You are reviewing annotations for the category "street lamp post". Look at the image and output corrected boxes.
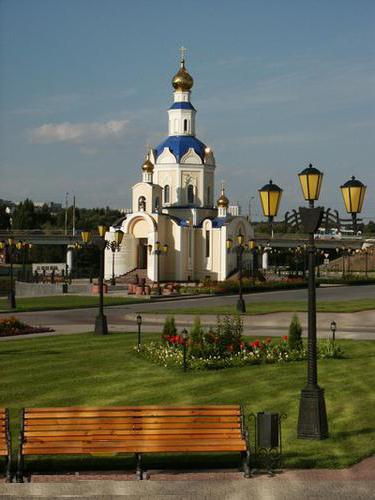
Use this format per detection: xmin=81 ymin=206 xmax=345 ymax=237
xmin=297 ymin=163 xmax=328 ymax=440
xmin=0 ymin=237 xmax=23 ymax=309
xmin=330 ymin=320 xmax=337 ymax=344
xmin=226 ymin=234 xmax=247 ymax=313
xmin=153 ymin=242 xmax=168 ymax=296
xmin=81 ymin=226 xmax=124 ymax=335
xmin=109 ymin=237 xmax=122 ymax=286
xmin=136 ymin=314 xmax=142 ymax=351
xmin=182 ymin=328 xmax=188 ymax=372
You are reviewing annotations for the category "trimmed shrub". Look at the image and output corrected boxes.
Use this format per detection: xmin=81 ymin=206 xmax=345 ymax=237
xmin=188 ymin=316 xmax=204 ymax=357
xmin=288 ymin=314 xmax=303 ymax=351
xmin=161 ymin=316 xmax=177 ymax=340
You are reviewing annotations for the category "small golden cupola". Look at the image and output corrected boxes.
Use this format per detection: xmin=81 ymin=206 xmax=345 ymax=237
xmin=217 ymin=187 xmax=229 ymax=208
xmin=141 ymin=154 xmax=154 ymax=183
xmin=172 ymin=47 xmax=194 ymax=92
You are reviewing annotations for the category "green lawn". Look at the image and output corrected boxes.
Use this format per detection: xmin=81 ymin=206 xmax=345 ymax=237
xmin=1 ymin=332 xmax=374 ymax=473
xmin=0 ymin=295 xmax=146 ymax=313
xmin=147 ymin=299 xmax=375 ymax=315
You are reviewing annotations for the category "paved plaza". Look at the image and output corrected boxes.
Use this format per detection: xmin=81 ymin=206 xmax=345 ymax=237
xmin=2 ymin=285 xmax=375 ymax=340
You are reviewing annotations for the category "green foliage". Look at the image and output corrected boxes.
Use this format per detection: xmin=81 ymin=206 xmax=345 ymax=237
xmin=216 ymin=314 xmax=243 ymax=353
xmin=0 ymin=204 xmax=11 ymax=230
xmin=188 ymin=316 xmax=204 ymax=357
xmin=288 ymin=314 xmax=303 ymax=350
xmin=161 ymin=316 xmax=177 ymax=340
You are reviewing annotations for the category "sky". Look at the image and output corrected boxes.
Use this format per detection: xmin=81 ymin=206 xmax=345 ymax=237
xmin=0 ymin=0 xmax=374 ymax=221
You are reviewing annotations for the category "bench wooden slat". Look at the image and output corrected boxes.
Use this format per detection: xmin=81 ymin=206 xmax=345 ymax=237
xmin=26 ymin=405 xmax=240 ymax=412
xmin=24 ymin=444 xmax=246 ymax=454
xmin=24 ymin=423 xmax=240 ymax=432
xmin=25 ymin=417 xmax=240 ymax=427
xmin=26 ymin=410 xmax=240 ymax=419
xmin=26 ymin=428 xmax=241 ymax=437
xmin=26 ymin=432 xmax=242 ymax=442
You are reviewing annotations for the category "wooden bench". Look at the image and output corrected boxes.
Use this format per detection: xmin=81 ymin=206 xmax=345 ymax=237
xmin=0 ymin=409 xmax=12 ymax=482
xmin=17 ymin=405 xmax=250 ymax=481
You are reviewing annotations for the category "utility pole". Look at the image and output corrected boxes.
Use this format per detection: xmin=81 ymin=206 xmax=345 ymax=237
xmin=64 ymin=192 xmax=69 ymax=236
xmin=72 ymin=195 xmax=76 ymax=236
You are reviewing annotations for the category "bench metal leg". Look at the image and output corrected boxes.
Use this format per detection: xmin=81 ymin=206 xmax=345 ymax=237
xmin=6 ymin=454 xmax=12 ymax=483
xmin=241 ymin=451 xmax=251 ymax=478
xmin=135 ymin=453 xmax=143 ymax=480
xmin=16 ymin=449 xmax=24 ymax=483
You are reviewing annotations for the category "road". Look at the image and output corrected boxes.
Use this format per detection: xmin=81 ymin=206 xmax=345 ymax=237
xmin=2 ymin=285 xmax=375 ymax=341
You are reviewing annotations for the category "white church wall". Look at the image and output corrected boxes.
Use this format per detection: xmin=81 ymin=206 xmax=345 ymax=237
xmin=104 ymin=233 xmax=137 ymax=280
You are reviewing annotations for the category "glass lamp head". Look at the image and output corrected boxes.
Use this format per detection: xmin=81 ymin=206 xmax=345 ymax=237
xmin=258 ymin=180 xmax=283 ymax=218
xmin=298 ymin=164 xmax=323 ymax=202
xmin=81 ymin=230 xmax=91 ymax=244
xmin=97 ymin=225 xmax=108 ymax=238
xmin=340 ymin=176 xmax=366 ymax=214
xmin=114 ymin=229 xmax=124 ymax=245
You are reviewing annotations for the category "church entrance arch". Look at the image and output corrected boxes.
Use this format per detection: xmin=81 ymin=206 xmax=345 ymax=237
xmin=125 ymin=215 xmax=157 ymax=278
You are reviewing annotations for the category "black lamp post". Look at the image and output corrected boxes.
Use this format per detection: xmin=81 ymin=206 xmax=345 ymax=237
xmin=109 ymin=232 xmax=124 ymax=286
xmin=249 ymin=240 xmax=256 ymax=279
xmin=330 ymin=320 xmax=337 ymax=344
xmin=296 ymin=163 xmax=328 ymax=440
xmin=0 ymin=237 xmax=23 ymax=309
xmin=182 ymin=328 xmax=188 ymax=372
xmin=153 ymin=241 xmax=168 ymax=296
xmin=81 ymin=226 xmax=124 ymax=335
xmin=340 ymin=176 xmax=366 ymax=234
xmin=226 ymin=233 xmax=247 ymax=313
xmin=136 ymin=314 xmax=142 ymax=351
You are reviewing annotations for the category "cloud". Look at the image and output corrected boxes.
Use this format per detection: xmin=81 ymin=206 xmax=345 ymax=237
xmin=28 ymin=120 xmax=130 ymax=144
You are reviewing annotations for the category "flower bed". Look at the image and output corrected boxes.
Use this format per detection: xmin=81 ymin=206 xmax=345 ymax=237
xmin=0 ymin=317 xmax=54 ymax=337
xmin=137 ymin=315 xmax=344 ymax=370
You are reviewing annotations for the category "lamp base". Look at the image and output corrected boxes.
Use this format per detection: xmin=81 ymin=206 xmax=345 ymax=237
xmin=8 ymin=290 xmax=16 ymax=309
xmin=94 ymin=314 xmax=108 ymax=335
xmin=110 ymin=277 xmax=116 ymax=286
xmin=297 ymin=386 xmax=328 ymax=439
xmin=236 ymin=298 xmax=246 ymax=313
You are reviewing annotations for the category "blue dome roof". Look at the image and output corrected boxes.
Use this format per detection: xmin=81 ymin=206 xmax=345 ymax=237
xmin=155 ymin=135 xmax=206 ymax=161
xmin=169 ymin=102 xmax=196 ymax=111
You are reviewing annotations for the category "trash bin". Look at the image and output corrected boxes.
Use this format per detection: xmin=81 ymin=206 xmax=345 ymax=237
xmin=62 ymin=283 xmax=68 ymax=294
xmin=257 ymin=412 xmax=279 ymax=449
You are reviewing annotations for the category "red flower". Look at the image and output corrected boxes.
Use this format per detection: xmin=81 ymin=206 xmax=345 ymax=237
xmin=265 ymin=337 xmax=272 ymax=344
xmin=282 ymin=335 xmax=288 ymax=341
xmin=251 ymin=339 xmax=261 ymax=348
xmin=240 ymin=343 xmax=245 ymax=350
xmin=226 ymin=344 xmax=234 ymax=352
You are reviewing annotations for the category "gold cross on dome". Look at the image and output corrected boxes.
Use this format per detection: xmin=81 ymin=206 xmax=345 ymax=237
xmin=220 ymin=180 xmax=226 ymax=192
xmin=179 ymin=46 xmax=187 ymax=63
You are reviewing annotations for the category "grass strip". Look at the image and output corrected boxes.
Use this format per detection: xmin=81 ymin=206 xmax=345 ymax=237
xmin=0 ymin=295 xmax=146 ymax=313
xmin=1 ymin=332 xmax=374 ymax=470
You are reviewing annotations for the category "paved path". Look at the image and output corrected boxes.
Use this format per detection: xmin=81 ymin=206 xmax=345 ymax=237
xmin=0 ymin=456 xmax=374 ymax=498
xmin=1 ymin=285 xmax=374 ymax=341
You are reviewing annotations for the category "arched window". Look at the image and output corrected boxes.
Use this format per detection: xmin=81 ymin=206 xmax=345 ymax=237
xmin=164 ymin=185 xmax=170 ymax=204
xmin=187 ymin=184 xmax=194 ymax=204
xmin=138 ymin=196 xmax=146 ymax=211
xmin=183 ymin=119 xmax=188 ymax=132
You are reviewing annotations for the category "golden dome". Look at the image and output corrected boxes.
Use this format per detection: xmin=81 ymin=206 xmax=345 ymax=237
xmin=142 ymin=156 xmax=154 ymax=173
xmin=172 ymin=60 xmax=194 ymax=92
xmin=217 ymin=188 xmax=229 ymax=208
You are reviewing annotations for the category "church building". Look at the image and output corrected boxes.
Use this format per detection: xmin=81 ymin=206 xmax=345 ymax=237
xmin=105 ymin=51 xmax=253 ymax=282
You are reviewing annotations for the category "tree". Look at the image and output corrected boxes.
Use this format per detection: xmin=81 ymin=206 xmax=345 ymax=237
xmin=12 ymin=199 xmax=37 ymax=229
xmin=0 ymin=204 xmax=11 ymax=230
xmin=288 ymin=314 xmax=303 ymax=351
